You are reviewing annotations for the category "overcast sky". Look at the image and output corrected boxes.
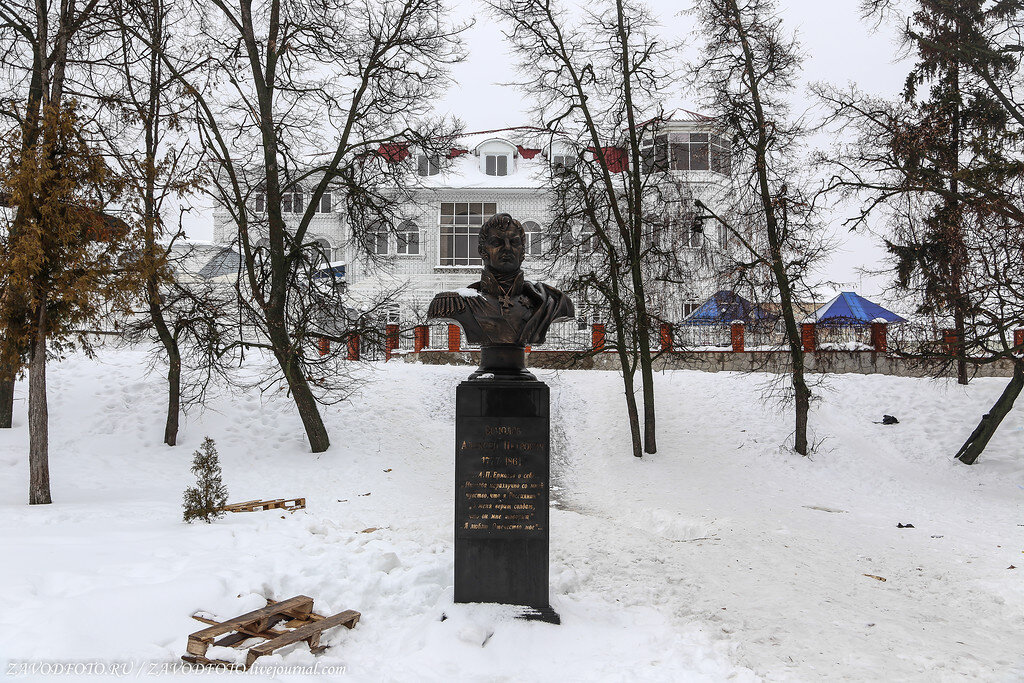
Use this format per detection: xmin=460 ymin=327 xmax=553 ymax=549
xmin=187 ymin=0 xmax=914 ymax=302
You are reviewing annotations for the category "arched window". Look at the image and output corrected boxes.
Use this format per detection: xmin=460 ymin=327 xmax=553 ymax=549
xmin=312 ymin=238 xmax=332 ymax=263
xmin=522 ymin=221 xmax=542 ymax=256
xmin=397 ymin=220 xmax=420 ymax=255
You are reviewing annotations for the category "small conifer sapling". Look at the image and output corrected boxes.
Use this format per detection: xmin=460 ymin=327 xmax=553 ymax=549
xmin=182 ymin=437 xmax=228 ymax=523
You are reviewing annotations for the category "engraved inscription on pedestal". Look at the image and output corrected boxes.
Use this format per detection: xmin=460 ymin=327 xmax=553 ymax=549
xmin=456 ymin=418 xmax=548 ymax=538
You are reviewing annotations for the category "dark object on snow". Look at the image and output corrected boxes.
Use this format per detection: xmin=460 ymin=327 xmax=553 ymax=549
xmin=183 ymin=437 xmax=228 ymax=523
xmin=882 ymin=415 xmax=899 ymax=425
xmin=454 ymin=379 xmax=555 ymax=619
xmin=897 ymin=522 xmax=915 ymax=528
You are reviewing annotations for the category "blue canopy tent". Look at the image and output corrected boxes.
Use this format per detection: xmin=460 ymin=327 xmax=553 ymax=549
xmin=682 ymin=290 xmax=775 ymax=326
xmin=804 ymin=292 xmax=906 ymax=326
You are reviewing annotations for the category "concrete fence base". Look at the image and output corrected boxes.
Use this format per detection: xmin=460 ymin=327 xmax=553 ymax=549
xmin=399 ymin=349 xmax=1018 ymax=378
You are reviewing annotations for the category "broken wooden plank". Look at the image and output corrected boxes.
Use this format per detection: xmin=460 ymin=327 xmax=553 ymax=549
xmin=244 ymin=610 xmax=360 ymax=669
xmin=218 ymin=498 xmax=306 ymax=513
xmin=186 ymin=596 xmax=314 ymax=657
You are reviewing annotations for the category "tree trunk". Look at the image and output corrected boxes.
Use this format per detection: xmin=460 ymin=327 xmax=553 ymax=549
xmin=794 ymin=369 xmax=810 ymax=456
xmin=623 ymin=372 xmax=643 ymax=459
xmin=954 ymin=307 xmax=969 ymax=385
xmin=164 ymin=345 xmax=181 ymax=446
xmin=28 ymin=304 xmax=50 ymax=505
xmin=955 ymin=360 xmax=1024 ymax=465
xmin=268 ymin=322 xmax=330 ymax=452
xmin=0 ymin=374 xmax=14 ymax=428
xmin=285 ymin=355 xmax=330 ymax=453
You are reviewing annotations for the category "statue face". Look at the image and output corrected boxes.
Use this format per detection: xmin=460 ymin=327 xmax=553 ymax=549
xmin=479 ymin=224 xmax=525 ymax=274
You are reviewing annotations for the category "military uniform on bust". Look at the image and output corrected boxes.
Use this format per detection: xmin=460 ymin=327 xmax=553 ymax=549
xmin=428 ymin=213 xmax=574 ymax=379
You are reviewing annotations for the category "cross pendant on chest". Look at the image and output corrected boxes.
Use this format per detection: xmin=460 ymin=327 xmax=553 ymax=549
xmin=498 ymin=294 xmax=514 ymax=310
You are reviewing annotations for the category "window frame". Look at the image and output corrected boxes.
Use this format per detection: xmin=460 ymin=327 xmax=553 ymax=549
xmin=396 ymin=219 xmax=421 ymax=256
xmin=484 ymin=154 xmax=509 ymax=176
xmin=522 ymin=220 xmax=543 ymax=257
xmin=417 ymin=154 xmax=441 ymax=177
xmin=438 ymin=201 xmax=497 ymax=267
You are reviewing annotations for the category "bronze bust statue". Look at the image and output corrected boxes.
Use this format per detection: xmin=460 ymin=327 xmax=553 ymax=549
xmin=428 ymin=213 xmax=574 ymax=379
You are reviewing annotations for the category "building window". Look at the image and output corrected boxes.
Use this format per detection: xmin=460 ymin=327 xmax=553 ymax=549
xmin=551 ymin=154 xmax=575 ymax=173
xmin=254 ymin=192 xmax=265 ymax=213
xmin=316 ymin=192 xmax=333 ymax=213
xmin=642 ymin=132 xmax=731 ymax=176
xmin=439 ymin=202 xmax=497 ymax=266
xmin=417 ymin=155 xmax=440 ymax=176
xmin=397 ymin=220 xmax=420 ymax=255
xmin=312 ymin=238 xmax=332 ymax=264
xmin=484 ymin=154 xmax=509 ymax=176
xmin=683 ymin=302 xmax=700 ymax=317
xmin=366 ymin=223 xmax=388 ymax=256
xmin=579 ymin=232 xmax=598 ymax=253
xmin=523 ymin=220 xmax=542 ymax=256
xmin=281 ymin=187 xmax=305 ymax=214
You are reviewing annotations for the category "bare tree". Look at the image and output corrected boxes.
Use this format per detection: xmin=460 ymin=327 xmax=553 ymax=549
xmin=690 ymin=0 xmax=823 ymax=456
xmin=491 ymin=0 xmax=688 ymax=456
xmin=147 ymin=0 xmax=467 ymax=452
xmin=95 ymin=0 xmax=219 ymax=446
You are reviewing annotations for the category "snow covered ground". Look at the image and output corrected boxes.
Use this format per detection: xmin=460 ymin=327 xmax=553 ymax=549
xmin=1 ymin=348 xmax=1022 ymax=681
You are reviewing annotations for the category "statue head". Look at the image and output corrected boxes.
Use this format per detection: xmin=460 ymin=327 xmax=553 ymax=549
xmin=478 ymin=213 xmax=526 ymax=275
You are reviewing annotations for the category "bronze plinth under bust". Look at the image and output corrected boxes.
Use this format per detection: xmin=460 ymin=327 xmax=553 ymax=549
xmin=427 ymin=213 xmax=574 ymax=380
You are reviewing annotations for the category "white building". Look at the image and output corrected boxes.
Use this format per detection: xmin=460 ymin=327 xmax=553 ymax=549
xmin=212 ymin=111 xmax=735 ymax=326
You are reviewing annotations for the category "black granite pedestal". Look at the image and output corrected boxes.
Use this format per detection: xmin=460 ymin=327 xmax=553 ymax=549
xmin=454 ymin=379 xmax=556 ymax=621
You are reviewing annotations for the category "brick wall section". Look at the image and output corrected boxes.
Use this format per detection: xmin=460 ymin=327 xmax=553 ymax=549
xmin=448 ymin=324 xmax=462 ymax=352
xmin=414 ymin=325 xmax=430 ymax=352
xmin=943 ymin=328 xmax=959 ymax=355
xmin=801 ymin=323 xmax=816 ymax=352
xmin=731 ymin=323 xmax=745 ymax=352
xmin=591 ymin=323 xmax=606 ymax=351
xmin=659 ymin=323 xmax=673 ymax=352
xmin=1015 ymin=329 xmax=1023 ymax=352
xmin=317 ymin=337 xmax=330 ymax=356
xmin=385 ymin=324 xmax=399 ymax=360
xmin=403 ymin=349 xmax=1019 ymax=377
xmin=870 ymin=322 xmax=887 ymax=352
xmin=347 ymin=335 xmax=360 ymax=361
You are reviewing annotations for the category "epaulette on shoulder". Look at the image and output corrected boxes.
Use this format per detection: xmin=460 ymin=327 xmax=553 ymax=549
xmin=428 ymin=291 xmax=467 ymax=318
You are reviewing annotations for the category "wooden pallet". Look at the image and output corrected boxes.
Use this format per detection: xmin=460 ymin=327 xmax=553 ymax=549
xmin=217 ymin=498 xmax=306 ymax=513
xmin=181 ymin=595 xmax=359 ymax=670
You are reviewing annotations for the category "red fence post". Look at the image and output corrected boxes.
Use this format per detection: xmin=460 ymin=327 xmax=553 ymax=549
xmin=448 ymin=323 xmax=461 ymax=352
xmin=592 ymin=323 xmax=606 ymax=351
xmin=385 ymin=323 xmax=399 ymax=361
xmin=731 ymin=322 xmax=745 ymax=352
xmin=801 ymin=323 xmax=816 ymax=352
xmin=317 ymin=337 xmax=330 ymax=356
xmin=870 ymin=322 xmax=888 ymax=352
xmin=1015 ymin=328 xmax=1024 ymax=353
xmin=659 ymin=323 xmax=673 ymax=352
xmin=347 ymin=334 xmax=360 ymax=361
xmin=413 ymin=325 xmax=429 ymax=352
xmin=943 ymin=328 xmax=959 ymax=355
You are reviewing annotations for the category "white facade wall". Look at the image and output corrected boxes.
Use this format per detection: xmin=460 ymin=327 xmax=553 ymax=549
xmin=212 ymin=120 xmax=736 ymax=325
